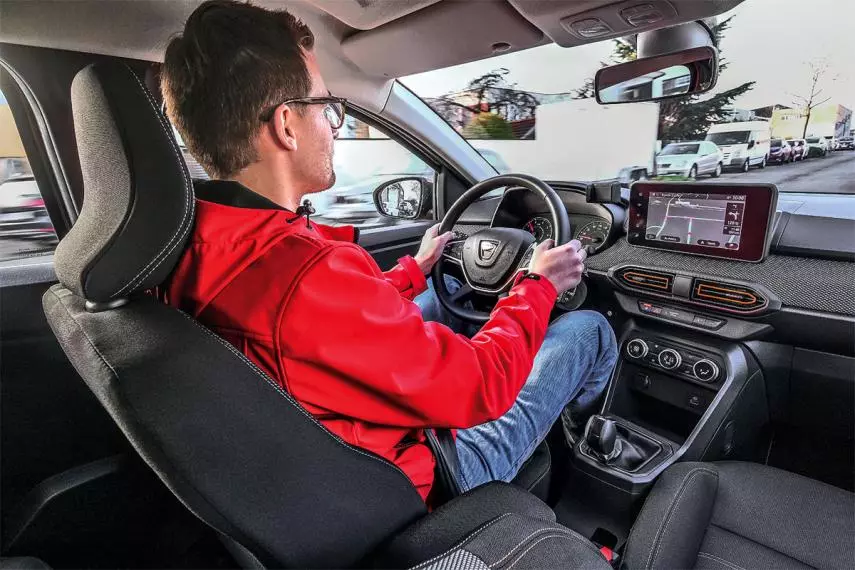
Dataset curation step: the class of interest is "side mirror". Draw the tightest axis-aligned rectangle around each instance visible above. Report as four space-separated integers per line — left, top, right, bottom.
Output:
747 141 756 149
373 177 431 220
595 46 718 104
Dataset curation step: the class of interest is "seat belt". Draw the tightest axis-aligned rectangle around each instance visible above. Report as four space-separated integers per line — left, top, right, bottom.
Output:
425 428 464 500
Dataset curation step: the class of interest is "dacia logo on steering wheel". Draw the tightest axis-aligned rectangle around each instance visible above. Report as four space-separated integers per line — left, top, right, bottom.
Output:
478 240 500 262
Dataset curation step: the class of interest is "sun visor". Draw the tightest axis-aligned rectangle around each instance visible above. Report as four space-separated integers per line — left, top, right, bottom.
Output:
341 0 545 78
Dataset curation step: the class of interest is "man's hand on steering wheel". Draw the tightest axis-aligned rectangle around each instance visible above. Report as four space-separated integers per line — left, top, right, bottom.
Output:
414 223 454 275
529 238 587 295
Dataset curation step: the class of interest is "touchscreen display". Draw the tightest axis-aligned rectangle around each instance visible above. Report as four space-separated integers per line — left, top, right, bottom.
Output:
645 191 746 251
628 183 777 262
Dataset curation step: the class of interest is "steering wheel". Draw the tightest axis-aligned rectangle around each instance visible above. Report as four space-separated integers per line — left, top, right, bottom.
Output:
432 174 572 324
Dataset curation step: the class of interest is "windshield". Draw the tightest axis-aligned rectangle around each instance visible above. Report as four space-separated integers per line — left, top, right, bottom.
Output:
661 144 700 155
402 0 853 194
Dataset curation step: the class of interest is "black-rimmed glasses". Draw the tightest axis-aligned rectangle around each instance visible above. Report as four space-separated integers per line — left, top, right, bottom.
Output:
259 96 347 129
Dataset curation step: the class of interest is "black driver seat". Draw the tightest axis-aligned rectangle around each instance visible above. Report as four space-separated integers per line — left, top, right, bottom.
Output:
43 61 608 569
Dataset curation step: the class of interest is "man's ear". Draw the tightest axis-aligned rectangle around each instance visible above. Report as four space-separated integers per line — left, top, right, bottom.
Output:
271 104 299 151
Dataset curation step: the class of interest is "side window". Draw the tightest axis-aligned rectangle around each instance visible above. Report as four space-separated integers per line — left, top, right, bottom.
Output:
308 115 436 230
0 87 57 260
171 124 210 180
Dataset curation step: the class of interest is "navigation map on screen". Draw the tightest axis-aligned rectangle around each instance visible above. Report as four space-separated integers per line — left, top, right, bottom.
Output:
645 192 746 251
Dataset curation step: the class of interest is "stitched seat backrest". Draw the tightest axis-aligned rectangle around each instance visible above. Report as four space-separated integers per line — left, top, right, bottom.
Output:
44 61 426 568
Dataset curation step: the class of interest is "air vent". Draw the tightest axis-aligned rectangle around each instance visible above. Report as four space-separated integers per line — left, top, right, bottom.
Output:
616 267 675 294
691 279 767 312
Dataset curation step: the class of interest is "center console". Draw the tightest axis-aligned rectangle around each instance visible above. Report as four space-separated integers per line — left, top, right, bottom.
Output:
564 320 769 539
560 181 777 546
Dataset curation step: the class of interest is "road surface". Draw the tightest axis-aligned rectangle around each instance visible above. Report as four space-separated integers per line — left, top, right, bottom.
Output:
699 150 855 194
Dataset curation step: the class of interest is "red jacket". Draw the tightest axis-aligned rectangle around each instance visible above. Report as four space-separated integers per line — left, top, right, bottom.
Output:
163 181 557 500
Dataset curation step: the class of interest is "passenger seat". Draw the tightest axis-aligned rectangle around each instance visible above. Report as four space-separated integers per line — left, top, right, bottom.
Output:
623 462 854 570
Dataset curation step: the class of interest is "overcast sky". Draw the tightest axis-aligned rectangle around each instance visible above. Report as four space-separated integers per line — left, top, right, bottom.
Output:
403 0 855 113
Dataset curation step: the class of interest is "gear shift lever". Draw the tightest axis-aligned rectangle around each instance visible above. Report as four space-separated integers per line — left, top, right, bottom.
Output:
583 415 623 462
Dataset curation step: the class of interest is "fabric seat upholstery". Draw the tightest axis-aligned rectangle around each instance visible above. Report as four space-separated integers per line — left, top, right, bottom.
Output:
624 461 855 570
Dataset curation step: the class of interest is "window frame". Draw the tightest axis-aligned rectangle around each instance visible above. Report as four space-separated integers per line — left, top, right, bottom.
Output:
0 60 74 240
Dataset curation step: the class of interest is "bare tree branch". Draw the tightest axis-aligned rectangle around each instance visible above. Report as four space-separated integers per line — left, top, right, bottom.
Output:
791 59 832 138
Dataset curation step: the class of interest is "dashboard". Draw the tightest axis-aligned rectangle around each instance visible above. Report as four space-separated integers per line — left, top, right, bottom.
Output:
452 181 854 356
489 182 623 255
521 215 611 250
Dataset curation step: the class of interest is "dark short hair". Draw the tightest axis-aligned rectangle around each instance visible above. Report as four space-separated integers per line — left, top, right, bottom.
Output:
161 0 315 178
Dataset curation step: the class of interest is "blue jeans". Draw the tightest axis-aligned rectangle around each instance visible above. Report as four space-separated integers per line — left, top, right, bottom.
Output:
415 277 618 491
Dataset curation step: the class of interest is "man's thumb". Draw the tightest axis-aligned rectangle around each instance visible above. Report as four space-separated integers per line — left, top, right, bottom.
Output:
536 239 554 251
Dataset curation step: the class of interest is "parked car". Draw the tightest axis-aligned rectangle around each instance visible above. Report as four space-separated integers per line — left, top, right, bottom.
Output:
805 136 829 157
705 120 770 171
824 136 839 151
768 138 793 164
786 138 807 161
655 141 723 178
0 177 56 241
838 136 855 150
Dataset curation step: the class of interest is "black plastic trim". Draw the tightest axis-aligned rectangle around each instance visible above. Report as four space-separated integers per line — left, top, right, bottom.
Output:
2 455 125 551
0 254 56 287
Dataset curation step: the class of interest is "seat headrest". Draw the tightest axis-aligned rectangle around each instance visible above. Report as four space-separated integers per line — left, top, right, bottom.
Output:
55 62 194 304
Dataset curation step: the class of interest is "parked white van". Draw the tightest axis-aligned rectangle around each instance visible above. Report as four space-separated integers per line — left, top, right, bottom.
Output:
705 121 771 172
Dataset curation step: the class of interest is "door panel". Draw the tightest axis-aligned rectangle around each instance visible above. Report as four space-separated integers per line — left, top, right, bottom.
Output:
359 221 433 270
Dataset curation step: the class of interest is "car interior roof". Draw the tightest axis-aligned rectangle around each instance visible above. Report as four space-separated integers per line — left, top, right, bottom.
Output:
1 0 742 113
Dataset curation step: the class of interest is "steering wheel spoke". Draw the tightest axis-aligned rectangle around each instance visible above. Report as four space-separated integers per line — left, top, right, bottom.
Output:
518 243 535 270
448 283 473 304
442 239 465 264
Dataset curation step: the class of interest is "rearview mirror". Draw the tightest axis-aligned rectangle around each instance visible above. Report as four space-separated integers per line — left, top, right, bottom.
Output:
595 46 718 104
373 177 431 220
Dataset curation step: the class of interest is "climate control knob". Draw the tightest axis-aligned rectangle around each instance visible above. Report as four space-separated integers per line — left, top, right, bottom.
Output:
626 339 649 359
693 359 720 382
658 348 681 370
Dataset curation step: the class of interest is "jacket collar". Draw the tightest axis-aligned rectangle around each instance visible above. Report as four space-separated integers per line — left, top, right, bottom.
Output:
193 179 287 211
192 179 360 244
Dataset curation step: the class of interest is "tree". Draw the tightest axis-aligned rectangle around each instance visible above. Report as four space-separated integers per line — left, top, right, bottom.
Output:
431 68 540 138
658 82 754 141
790 60 832 138
573 16 756 142
462 113 515 139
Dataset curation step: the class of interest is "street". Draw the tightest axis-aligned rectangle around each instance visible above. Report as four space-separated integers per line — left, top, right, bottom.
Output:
700 150 855 194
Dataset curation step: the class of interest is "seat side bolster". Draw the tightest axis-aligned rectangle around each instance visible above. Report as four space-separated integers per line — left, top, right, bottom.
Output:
623 462 719 570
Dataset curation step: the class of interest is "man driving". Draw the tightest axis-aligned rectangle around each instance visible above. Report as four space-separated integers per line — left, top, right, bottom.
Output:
160 0 617 502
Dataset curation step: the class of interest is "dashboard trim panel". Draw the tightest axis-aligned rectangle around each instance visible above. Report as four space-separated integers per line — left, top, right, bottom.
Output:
589 238 855 316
